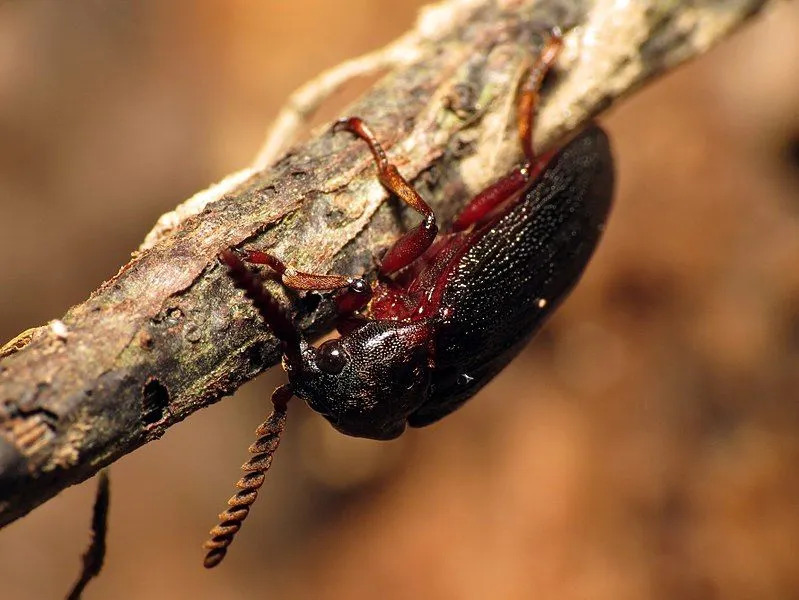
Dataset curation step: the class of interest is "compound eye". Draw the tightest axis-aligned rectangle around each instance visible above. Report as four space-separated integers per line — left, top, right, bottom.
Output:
316 340 347 375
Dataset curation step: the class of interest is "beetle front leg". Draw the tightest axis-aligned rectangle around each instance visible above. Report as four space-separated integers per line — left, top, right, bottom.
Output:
333 117 438 276
241 249 372 314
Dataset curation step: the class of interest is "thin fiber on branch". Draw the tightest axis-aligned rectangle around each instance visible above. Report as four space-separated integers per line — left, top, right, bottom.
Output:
0 0 772 528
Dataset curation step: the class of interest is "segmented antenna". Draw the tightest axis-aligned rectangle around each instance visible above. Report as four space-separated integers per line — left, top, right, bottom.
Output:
219 249 301 363
203 384 292 568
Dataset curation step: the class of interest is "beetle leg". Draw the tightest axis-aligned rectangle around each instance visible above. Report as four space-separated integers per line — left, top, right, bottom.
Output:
451 30 563 232
244 250 351 290
450 168 528 232
221 250 303 363
518 29 563 164
242 249 372 315
333 117 438 276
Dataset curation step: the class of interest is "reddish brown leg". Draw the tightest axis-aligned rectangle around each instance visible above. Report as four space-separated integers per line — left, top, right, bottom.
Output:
242 249 372 315
221 250 302 362
333 117 438 276
451 169 528 232
518 30 563 164
451 30 563 232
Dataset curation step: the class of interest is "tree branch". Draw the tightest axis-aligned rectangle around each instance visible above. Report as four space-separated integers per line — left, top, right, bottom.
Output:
0 0 772 528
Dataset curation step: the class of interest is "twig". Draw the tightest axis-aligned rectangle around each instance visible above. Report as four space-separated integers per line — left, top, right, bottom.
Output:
0 0 772 529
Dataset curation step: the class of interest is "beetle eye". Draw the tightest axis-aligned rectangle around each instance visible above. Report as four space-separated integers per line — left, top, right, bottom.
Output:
316 340 347 375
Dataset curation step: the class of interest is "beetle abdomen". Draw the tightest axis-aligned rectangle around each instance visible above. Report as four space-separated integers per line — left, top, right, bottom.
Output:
411 125 614 426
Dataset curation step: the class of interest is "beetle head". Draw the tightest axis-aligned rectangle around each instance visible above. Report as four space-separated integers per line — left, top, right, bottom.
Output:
287 320 433 440
220 250 433 440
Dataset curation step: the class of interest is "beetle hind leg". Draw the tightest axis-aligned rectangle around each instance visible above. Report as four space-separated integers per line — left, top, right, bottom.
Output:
451 29 564 232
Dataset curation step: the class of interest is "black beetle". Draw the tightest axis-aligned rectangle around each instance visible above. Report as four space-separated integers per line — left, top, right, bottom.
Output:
203 31 614 567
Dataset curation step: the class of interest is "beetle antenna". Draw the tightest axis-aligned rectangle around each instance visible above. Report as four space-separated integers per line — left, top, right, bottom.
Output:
203 384 293 568
219 249 303 366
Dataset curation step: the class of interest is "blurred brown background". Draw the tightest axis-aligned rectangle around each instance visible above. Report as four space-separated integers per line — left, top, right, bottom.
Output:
1 2 799 599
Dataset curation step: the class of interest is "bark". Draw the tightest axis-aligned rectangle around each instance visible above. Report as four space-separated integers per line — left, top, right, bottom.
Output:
0 0 772 527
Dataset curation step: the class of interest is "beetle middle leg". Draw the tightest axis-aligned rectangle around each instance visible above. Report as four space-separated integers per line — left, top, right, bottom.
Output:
333 117 439 276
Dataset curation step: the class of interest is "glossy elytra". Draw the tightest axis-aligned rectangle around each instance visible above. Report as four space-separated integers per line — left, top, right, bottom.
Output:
204 30 614 568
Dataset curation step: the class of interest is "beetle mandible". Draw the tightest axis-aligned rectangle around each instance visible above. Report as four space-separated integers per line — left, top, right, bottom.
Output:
204 30 614 568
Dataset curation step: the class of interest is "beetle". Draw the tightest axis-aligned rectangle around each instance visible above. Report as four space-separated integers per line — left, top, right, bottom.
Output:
203 31 614 568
